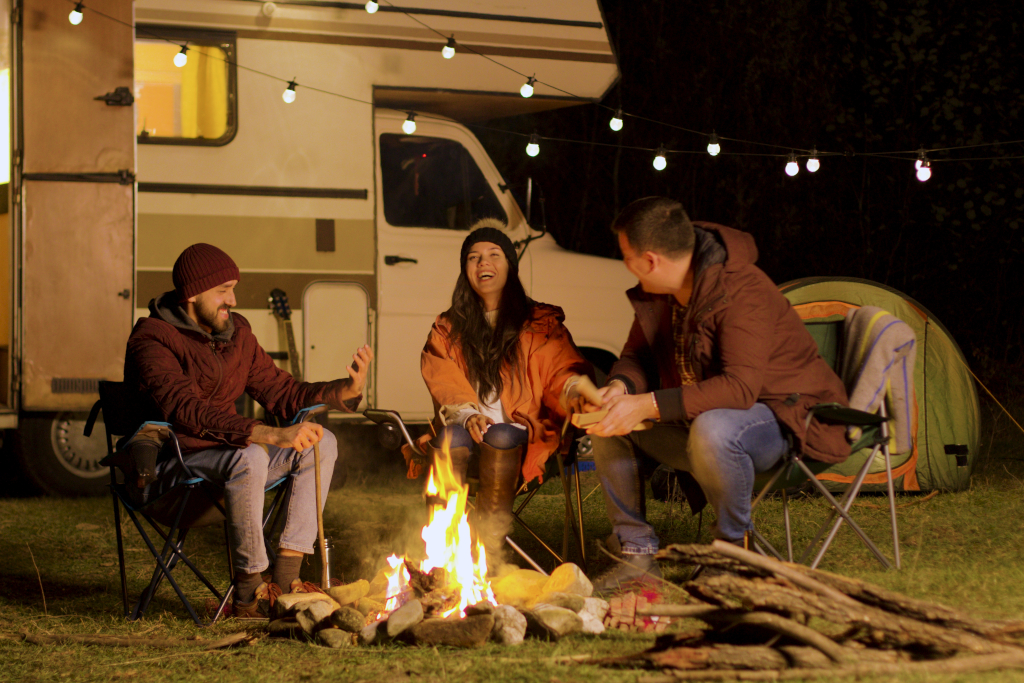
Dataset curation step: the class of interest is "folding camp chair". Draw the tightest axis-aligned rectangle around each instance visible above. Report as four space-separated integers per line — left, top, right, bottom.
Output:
84 382 319 625
364 408 587 574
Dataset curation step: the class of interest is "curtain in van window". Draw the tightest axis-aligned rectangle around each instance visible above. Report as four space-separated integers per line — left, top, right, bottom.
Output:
181 47 228 140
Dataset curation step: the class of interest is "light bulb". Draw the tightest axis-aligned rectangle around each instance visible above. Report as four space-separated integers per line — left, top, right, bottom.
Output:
402 113 417 135
282 80 297 104
653 146 667 171
526 133 540 157
442 37 456 59
806 149 820 173
916 161 931 182
609 109 623 132
365 0 378 13
173 47 188 68
707 133 721 157
69 2 84 25
785 153 799 177
520 76 536 98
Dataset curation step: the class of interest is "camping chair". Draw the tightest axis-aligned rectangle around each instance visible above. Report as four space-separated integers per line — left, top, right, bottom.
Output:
84 382 319 625
750 309 912 570
364 408 587 574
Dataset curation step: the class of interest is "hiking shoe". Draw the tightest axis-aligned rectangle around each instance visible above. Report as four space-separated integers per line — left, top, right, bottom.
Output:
591 554 662 595
232 581 273 620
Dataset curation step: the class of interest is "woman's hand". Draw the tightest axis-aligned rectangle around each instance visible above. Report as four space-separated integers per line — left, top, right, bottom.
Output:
583 380 627 412
465 413 494 443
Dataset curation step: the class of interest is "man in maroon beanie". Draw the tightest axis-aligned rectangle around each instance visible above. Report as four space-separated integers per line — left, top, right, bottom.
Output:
123 243 373 617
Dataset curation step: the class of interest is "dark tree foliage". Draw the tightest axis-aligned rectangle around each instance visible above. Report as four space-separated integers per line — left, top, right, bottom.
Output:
472 0 1024 388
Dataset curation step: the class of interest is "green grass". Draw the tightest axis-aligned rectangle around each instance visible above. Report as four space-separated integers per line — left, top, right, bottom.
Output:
3 412 1024 683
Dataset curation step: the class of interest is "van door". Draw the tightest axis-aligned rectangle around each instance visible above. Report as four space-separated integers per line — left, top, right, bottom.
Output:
15 0 135 494
375 115 521 421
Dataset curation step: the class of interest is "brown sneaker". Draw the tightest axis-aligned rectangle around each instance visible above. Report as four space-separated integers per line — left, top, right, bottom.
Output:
233 581 273 619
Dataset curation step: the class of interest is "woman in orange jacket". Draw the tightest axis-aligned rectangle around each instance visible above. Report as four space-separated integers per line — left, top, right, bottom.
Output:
420 219 592 569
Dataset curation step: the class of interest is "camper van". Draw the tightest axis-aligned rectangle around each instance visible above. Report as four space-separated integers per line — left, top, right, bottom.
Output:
4 0 635 495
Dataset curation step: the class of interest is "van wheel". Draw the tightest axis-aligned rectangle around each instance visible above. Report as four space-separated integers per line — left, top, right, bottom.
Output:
16 412 109 496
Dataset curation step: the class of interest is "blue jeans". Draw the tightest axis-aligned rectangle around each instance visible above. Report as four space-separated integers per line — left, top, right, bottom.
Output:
142 429 339 574
591 403 787 553
432 423 529 451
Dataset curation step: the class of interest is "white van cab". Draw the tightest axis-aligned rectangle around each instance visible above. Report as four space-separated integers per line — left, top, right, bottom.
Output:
3 0 635 495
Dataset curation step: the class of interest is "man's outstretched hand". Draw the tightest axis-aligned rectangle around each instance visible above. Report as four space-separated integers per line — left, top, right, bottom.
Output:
337 344 374 403
251 422 323 451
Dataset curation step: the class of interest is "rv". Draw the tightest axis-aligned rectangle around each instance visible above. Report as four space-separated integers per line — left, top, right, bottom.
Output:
4 0 635 495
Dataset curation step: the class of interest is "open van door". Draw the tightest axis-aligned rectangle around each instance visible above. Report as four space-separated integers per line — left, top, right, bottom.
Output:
14 0 135 494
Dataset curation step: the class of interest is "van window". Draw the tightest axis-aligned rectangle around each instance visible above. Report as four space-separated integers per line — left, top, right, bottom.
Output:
380 133 506 229
134 28 237 146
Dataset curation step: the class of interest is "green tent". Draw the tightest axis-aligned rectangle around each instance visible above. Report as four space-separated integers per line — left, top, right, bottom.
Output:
780 277 979 492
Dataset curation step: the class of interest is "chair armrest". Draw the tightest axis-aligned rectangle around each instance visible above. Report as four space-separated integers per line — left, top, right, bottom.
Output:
84 399 102 438
291 404 330 425
363 408 425 457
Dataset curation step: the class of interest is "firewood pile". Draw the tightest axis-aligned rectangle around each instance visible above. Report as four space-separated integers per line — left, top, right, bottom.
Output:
609 540 1024 681
267 562 611 649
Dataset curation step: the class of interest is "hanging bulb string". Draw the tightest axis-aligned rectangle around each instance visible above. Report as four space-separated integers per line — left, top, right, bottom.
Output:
62 0 1024 169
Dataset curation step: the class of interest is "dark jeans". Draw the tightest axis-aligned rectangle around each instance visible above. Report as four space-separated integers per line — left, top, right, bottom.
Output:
431 423 529 451
591 403 787 553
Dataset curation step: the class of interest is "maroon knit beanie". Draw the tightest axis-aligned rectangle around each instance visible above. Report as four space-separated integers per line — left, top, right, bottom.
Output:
172 243 240 301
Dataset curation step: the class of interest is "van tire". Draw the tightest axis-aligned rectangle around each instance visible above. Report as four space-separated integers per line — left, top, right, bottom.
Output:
16 412 110 497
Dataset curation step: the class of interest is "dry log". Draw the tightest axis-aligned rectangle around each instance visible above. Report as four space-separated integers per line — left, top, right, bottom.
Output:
21 631 252 649
716 613 852 664
647 644 790 671
637 649 1024 681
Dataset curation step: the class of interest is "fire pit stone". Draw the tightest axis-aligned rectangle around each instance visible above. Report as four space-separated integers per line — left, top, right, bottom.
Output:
492 569 550 608
491 604 527 645
531 592 585 612
409 613 495 648
296 600 336 635
328 579 369 607
542 563 593 598
330 606 366 633
272 592 339 620
386 598 425 638
525 604 584 640
316 628 354 649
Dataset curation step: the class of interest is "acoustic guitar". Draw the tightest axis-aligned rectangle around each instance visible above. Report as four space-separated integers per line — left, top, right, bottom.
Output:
269 288 303 382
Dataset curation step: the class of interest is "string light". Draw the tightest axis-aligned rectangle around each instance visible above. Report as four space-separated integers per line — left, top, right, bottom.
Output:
785 152 799 177
707 133 721 157
173 46 188 68
442 36 456 59
520 76 536 99
69 2 84 25
282 79 297 104
916 150 931 182
365 1 378 13
402 112 417 135
653 146 667 171
806 148 820 173
609 109 623 132
526 133 540 157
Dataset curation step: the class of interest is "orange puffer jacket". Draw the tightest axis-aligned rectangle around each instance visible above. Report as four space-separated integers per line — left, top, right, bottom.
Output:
421 303 592 483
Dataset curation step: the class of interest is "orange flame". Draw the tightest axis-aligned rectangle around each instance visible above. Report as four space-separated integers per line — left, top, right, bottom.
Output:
381 433 496 618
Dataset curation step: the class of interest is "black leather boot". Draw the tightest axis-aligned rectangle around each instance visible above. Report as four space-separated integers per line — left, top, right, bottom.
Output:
475 442 523 573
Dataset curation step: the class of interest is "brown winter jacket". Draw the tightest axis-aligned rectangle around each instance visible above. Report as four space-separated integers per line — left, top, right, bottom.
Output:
609 223 850 464
124 292 358 453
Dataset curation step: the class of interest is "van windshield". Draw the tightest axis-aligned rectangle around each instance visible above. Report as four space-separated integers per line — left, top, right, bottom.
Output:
380 133 506 230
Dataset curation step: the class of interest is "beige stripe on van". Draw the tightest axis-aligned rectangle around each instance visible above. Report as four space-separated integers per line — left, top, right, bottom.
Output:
138 214 375 272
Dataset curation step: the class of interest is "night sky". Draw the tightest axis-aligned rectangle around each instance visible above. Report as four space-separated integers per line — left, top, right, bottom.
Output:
473 0 1024 390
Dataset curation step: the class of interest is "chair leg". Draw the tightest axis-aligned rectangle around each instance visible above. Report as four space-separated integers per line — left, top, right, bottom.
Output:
510 511 565 567
782 487 793 562
573 456 587 573
111 487 130 619
794 458 893 570
750 527 785 561
882 444 901 570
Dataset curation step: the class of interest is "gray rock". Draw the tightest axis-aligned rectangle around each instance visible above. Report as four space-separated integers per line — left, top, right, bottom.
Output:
579 610 606 635
580 597 610 623
465 601 495 616
268 618 303 639
533 592 585 612
330 606 366 633
296 600 337 635
273 591 338 620
525 604 583 640
409 614 495 648
386 599 424 638
490 604 526 646
317 628 353 648
358 618 388 646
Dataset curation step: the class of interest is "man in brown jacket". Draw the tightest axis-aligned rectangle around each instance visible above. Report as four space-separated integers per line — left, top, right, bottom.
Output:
124 243 372 615
584 197 848 591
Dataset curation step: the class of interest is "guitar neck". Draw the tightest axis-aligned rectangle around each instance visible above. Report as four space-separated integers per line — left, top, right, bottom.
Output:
284 320 302 382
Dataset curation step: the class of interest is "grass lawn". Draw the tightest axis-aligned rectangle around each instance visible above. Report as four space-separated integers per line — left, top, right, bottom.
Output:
2 407 1024 683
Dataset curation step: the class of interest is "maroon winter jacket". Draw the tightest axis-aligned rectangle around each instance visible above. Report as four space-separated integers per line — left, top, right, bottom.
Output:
609 223 850 464
124 292 357 453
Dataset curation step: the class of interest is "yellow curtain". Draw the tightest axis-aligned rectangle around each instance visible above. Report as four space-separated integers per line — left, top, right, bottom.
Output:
181 46 228 139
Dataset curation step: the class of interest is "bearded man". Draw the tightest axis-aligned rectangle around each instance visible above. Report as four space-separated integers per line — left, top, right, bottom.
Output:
123 243 372 616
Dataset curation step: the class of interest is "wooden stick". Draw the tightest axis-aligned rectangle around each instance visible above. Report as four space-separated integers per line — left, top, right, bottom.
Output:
313 441 328 588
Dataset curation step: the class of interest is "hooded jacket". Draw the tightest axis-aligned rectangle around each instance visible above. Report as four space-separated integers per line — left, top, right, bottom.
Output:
421 303 592 483
124 292 356 453
609 223 850 463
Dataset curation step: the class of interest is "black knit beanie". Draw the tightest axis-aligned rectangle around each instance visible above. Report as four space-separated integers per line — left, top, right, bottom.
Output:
460 225 518 275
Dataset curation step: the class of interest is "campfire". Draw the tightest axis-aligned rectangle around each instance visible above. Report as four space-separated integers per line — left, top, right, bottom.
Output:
379 439 496 619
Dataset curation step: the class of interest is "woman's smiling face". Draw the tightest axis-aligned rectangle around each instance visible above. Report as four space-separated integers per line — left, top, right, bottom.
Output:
465 241 508 310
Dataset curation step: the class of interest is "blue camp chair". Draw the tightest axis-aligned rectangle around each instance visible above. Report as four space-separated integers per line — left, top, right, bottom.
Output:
84 382 320 625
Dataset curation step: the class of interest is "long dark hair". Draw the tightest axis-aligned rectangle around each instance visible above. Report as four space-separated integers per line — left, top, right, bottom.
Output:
444 268 534 401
